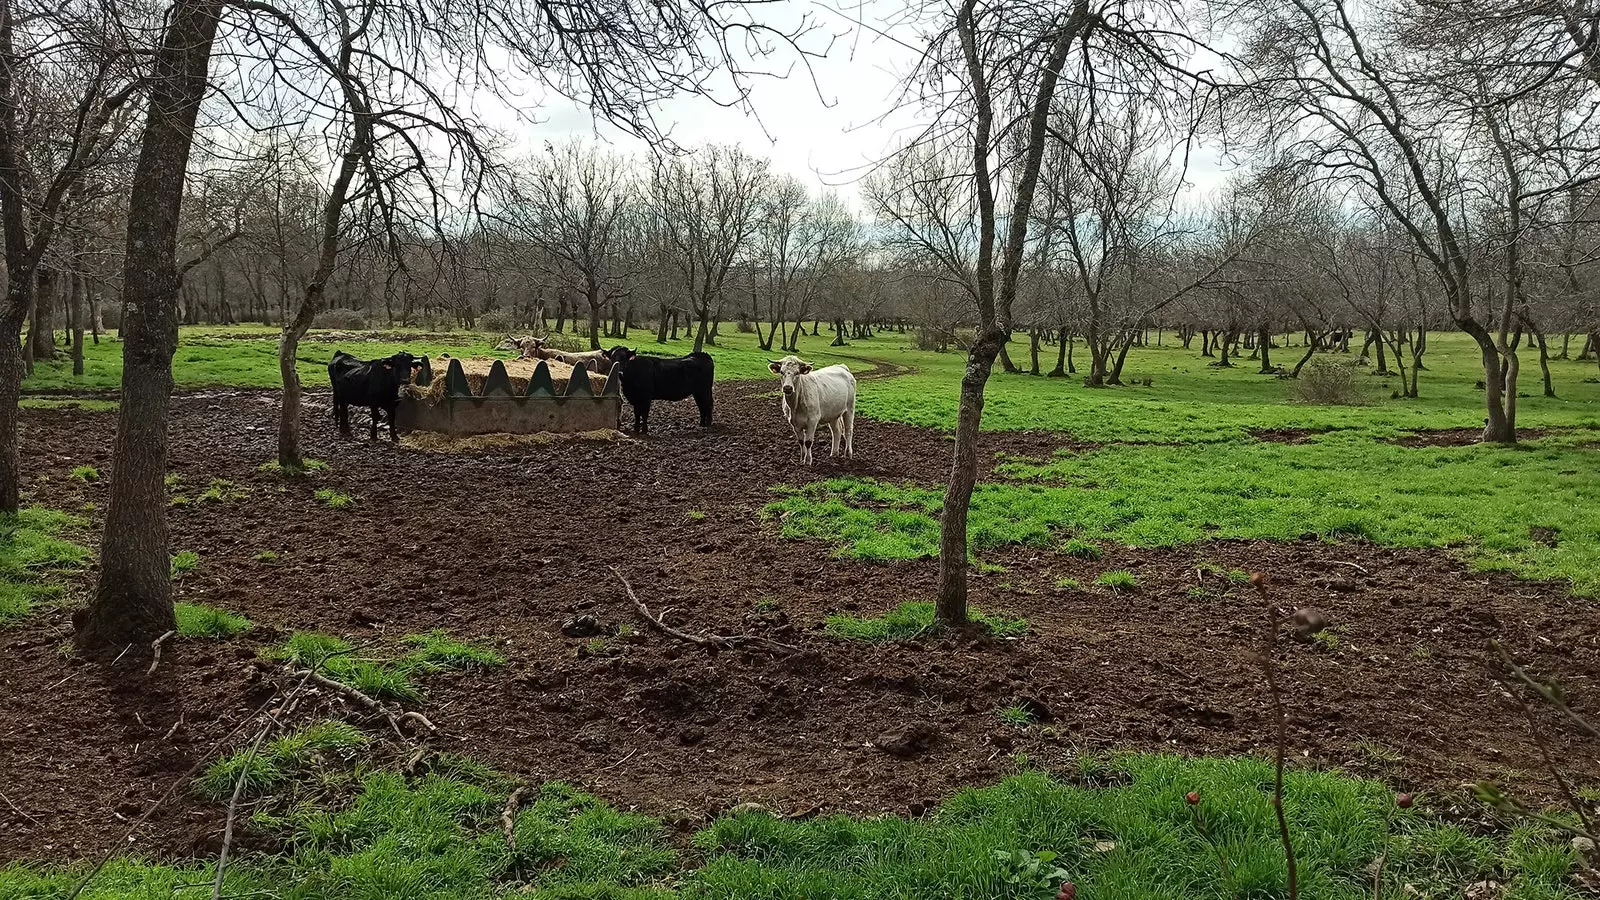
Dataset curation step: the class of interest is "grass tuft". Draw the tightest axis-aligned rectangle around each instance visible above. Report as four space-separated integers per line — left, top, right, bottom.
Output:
401 630 506 672
174 602 252 639
1094 569 1139 591
825 600 1028 642
0 508 88 625
169 550 200 578
996 705 1035 727
69 465 99 483
195 721 367 800
1061 537 1102 560
260 458 328 478
314 488 354 509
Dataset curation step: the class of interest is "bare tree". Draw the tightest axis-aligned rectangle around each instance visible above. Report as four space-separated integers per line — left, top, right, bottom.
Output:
650 143 770 353
509 141 635 350
753 177 856 352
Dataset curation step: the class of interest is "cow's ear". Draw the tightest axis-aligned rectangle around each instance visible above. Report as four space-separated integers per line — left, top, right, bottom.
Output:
628 351 637 361
768 361 782 375
382 362 393 370
799 363 813 375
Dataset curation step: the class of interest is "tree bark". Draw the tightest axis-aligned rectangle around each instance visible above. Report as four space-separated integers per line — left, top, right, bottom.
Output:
1047 326 1068 377
78 0 223 649
1532 327 1554 398
998 340 1019 373
1028 328 1040 375
1257 326 1274 374
32 268 57 360
70 274 84 376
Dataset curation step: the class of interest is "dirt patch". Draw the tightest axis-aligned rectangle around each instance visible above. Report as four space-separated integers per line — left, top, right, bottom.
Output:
1385 426 1576 448
1250 426 1341 444
4 385 1599 863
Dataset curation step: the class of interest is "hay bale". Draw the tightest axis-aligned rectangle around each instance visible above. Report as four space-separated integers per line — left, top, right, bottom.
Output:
400 429 628 453
412 356 608 405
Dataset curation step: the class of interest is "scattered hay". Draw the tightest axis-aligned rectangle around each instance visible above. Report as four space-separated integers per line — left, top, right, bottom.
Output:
413 356 608 405
400 429 630 453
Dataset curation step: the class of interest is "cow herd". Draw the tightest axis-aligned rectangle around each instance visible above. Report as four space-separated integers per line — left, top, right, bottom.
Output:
325 339 860 465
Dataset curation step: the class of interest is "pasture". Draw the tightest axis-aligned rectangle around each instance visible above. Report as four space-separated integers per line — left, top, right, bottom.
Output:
3 325 1599 898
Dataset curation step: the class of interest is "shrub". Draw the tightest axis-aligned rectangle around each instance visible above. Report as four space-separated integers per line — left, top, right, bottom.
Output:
1294 356 1365 405
313 307 368 330
478 309 521 333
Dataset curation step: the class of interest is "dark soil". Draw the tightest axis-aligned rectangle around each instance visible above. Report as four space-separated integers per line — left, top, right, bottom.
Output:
5 381 1600 863
1249 426 1343 444
1385 426 1576 447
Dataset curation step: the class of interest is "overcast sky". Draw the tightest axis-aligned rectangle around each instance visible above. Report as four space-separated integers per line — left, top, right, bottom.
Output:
468 0 1237 210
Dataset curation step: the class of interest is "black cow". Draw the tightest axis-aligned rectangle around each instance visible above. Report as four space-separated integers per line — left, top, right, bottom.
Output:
602 346 714 435
328 349 418 442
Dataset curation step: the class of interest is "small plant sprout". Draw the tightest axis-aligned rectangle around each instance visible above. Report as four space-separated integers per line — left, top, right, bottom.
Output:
1055 576 1080 589
1310 629 1340 652
997 705 1035 727
170 550 200 578
1094 569 1138 591
686 510 706 522
254 550 280 564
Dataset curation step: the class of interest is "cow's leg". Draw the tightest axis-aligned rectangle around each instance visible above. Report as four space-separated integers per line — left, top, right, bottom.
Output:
638 400 651 435
368 406 379 441
827 420 841 457
335 402 351 438
842 409 855 458
695 387 714 427
802 418 819 465
387 404 400 442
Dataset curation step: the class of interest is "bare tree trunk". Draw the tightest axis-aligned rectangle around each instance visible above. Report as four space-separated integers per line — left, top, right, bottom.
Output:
586 283 602 351
998 340 1019 373
70 274 84 376
32 267 56 360
78 0 223 649
1257 326 1274 374
1048 326 1068 377
1028 327 1040 375
0 307 23 514
1532 327 1554 398
936 336 1000 623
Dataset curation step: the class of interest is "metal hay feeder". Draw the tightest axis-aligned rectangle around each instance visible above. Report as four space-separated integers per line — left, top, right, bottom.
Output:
396 356 623 436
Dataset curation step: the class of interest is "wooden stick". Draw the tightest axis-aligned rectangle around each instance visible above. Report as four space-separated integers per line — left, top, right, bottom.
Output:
146 630 177 676
0 790 41 828
610 566 796 653
501 786 527 852
294 668 437 735
1330 560 1371 576
213 723 274 900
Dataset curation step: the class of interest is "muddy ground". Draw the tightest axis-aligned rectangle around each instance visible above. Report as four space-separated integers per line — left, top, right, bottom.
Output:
3 379 1599 862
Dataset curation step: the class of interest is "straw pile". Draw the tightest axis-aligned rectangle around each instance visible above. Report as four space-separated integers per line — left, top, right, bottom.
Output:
400 429 629 453
411 355 609 405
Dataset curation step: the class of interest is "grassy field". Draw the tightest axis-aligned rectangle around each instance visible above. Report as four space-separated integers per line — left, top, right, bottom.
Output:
21 324 1600 591
3 752 1585 899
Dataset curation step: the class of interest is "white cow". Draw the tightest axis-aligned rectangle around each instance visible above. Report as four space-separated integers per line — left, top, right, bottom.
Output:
769 355 856 465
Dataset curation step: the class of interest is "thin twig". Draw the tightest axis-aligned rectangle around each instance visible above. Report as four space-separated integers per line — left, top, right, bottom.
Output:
1256 577 1299 900
1371 808 1393 900
146 630 177 676
1330 560 1370 576
213 723 275 900
292 668 437 736
610 566 796 653
1491 641 1600 742
0 791 42 827
601 748 640 771
161 714 185 741
1500 672 1597 838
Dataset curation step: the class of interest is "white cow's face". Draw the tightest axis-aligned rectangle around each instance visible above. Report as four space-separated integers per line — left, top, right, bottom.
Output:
768 356 812 398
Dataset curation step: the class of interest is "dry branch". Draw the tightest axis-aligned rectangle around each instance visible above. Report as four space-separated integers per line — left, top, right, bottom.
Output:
502 786 527 852
610 566 795 653
213 722 275 900
292 667 437 736
146 630 176 676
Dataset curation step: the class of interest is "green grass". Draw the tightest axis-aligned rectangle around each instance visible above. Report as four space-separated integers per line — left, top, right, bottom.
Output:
68 465 98 483
260 458 328 478
996 705 1035 727
314 489 354 509
1094 570 1139 591
254 550 280 563
1055 576 1081 589
3 752 1585 900
19 397 118 411
268 630 503 704
401 629 506 672
174 602 252 639
169 550 200 578
768 426 1600 592
0 507 88 625
825 600 1028 641
194 721 368 800
1062 538 1102 560
196 478 247 503
686 510 707 521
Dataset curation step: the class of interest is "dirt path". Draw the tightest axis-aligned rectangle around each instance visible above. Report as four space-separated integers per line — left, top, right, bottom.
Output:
3 381 1598 862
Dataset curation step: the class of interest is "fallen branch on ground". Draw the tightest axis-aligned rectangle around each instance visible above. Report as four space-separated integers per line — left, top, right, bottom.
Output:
502 786 527 853
610 566 796 653
146 630 176 676
290 668 437 737
1330 560 1370 576
213 722 275 900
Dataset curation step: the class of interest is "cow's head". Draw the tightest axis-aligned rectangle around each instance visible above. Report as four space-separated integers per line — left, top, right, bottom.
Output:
768 356 812 398
384 352 418 398
603 346 638 368
494 335 520 352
